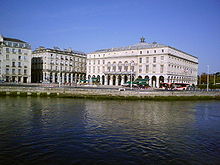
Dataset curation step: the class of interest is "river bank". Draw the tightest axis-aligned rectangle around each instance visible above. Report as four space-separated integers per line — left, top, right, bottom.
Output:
0 86 220 100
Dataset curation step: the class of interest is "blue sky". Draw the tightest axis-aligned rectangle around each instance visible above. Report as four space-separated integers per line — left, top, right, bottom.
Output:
0 0 220 73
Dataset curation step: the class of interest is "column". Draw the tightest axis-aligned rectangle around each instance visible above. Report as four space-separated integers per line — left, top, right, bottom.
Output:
62 73 65 84
75 74 78 83
52 72 55 83
57 73 60 83
43 72 47 82
66 73 69 83
149 76 152 87
156 76 160 88
70 73 73 83
110 75 113 86
105 75 108 85
115 75 118 86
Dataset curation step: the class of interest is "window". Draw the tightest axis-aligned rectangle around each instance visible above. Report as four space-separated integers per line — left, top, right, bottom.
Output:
18 49 22 54
12 62 15 67
103 60 105 64
161 56 164 60
18 56 21 60
139 65 142 73
6 48 10 53
112 62 116 72
146 65 149 73
146 57 149 63
162 49 164 53
18 69 21 74
98 60 100 65
139 58 142 63
140 51 142 54
12 69 15 74
153 64 156 73
154 50 156 53
124 62 128 71
13 43 18 47
24 69 27 74
6 54 9 60
6 68 9 74
8 42 12 47
147 51 149 54
18 62 21 67
118 62 122 71
153 57 156 63
160 65 164 73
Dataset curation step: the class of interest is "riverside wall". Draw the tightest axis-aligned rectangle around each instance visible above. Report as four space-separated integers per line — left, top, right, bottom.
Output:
0 86 220 100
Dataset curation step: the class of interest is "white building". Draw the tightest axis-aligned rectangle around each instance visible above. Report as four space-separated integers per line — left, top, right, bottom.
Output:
0 35 32 83
32 47 86 84
87 38 198 87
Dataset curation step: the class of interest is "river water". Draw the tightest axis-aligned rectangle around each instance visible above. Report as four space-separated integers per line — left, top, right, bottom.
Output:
0 97 220 165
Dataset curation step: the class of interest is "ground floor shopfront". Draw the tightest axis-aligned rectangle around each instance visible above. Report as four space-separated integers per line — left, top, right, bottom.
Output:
0 74 30 83
87 73 197 88
32 71 86 84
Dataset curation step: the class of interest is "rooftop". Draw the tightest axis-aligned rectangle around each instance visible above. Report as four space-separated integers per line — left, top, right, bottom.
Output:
2 36 27 43
33 46 86 56
94 38 166 53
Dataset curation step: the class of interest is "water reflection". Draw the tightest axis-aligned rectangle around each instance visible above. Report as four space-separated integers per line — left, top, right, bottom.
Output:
0 97 220 164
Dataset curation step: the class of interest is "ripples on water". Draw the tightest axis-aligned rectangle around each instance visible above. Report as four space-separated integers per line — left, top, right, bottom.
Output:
0 97 220 165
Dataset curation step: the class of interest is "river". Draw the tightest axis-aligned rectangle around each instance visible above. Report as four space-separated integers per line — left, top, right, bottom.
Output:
0 97 220 164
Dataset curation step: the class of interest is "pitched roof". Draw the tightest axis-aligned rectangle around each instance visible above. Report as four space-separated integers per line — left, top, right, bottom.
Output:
94 42 166 53
3 37 27 43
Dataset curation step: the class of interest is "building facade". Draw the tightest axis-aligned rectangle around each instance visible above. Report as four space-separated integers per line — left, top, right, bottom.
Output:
87 38 198 87
0 35 32 83
32 47 86 84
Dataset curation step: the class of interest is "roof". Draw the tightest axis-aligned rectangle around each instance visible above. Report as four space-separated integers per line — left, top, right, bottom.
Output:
93 41 166 53
3 37 27 43
33 47 86 56
91 38 197 59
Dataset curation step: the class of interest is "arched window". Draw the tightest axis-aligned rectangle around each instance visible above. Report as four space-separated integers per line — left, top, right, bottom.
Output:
130 61 135 71
118 61 122 72
107 62 111 72
112 62 117 72
124 61 128 72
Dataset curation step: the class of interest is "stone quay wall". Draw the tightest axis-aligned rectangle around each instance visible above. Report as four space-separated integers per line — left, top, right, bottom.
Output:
0 86 220 100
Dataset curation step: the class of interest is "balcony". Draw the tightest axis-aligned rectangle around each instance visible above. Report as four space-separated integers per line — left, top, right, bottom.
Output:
104 71 136 75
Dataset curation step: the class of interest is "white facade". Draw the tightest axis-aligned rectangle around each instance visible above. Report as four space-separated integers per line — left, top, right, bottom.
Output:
0 35 32 83
32 47 86 84
87 38 198 87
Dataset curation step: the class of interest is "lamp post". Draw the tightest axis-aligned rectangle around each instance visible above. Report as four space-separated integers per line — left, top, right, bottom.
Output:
130 62 133 90
207 65 209 92
214 74 216 85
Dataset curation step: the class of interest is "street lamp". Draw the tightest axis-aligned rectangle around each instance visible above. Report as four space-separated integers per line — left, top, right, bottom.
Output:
207 65 209 92
130 69 132 90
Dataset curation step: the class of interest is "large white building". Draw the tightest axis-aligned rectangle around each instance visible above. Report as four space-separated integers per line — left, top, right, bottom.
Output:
0 35 32 83
32 47 86 84
87 38 198 87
